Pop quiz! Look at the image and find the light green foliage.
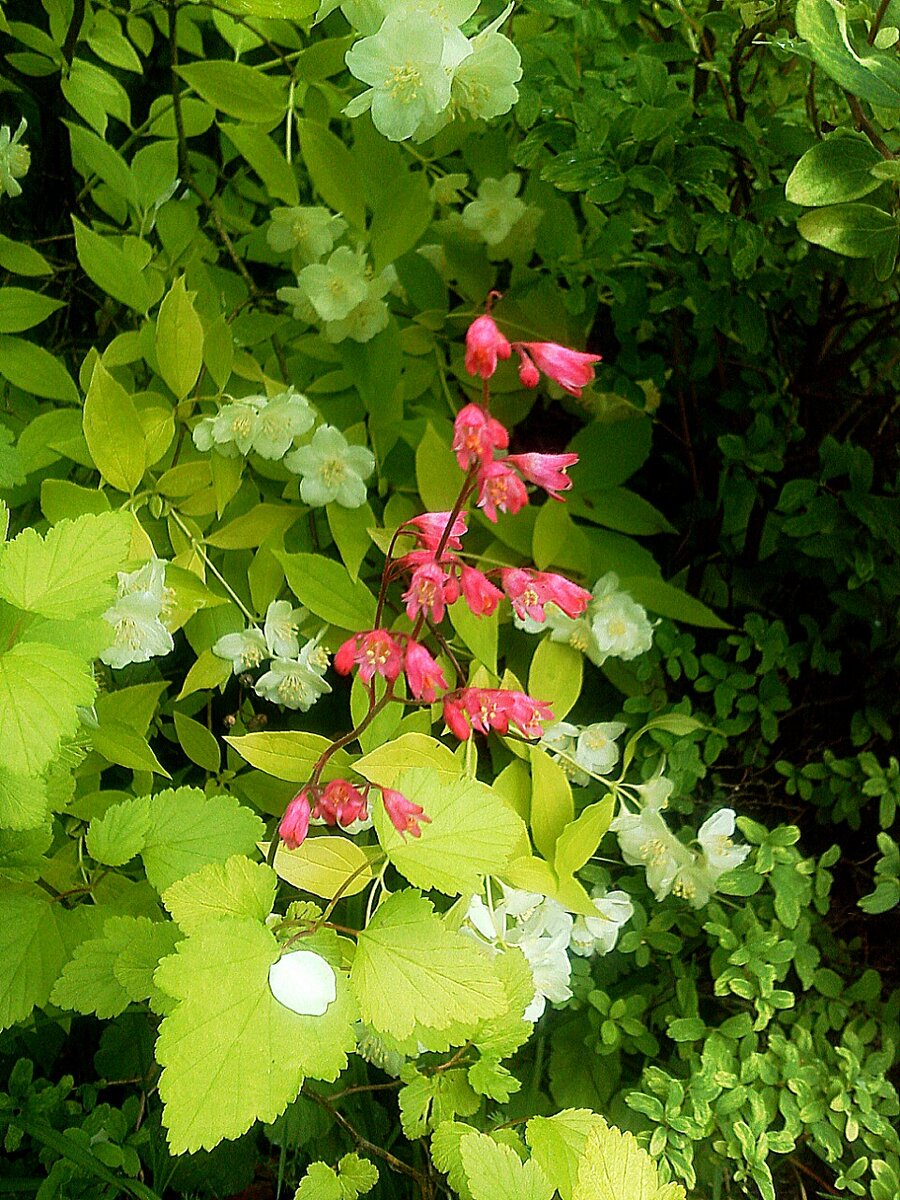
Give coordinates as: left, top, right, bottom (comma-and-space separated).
351, 890, 505, 1041
527, 1110, 605, 1200
370, 766, 526, 894
572, 1120, 686, 1200
155, 276, 204, 401
155, 918, 355, 1152
459, 1130, 554, 1200
0, 645, 95, 776
51, 916, 181, 1017
162, 855, 277, 933
0, 889, 67, 1031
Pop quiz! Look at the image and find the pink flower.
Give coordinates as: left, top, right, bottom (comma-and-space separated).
382, 787, 431, 838
464, 314, 511, 380
402, 561, 456, 623
459, 565, 504, 617
499, 568, 592, 622
335, 631, 404, 684
443, 688, 554, 740
452, 403, 509, 471
405, 511, 467, 552
476, 461, 529, 523
512, 341, 602, 398
404, 640, 448, 702
505, 452, 579, 500
313, 779, 368, 827
279, 790, 311, 849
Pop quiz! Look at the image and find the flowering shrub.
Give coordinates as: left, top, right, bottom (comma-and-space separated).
1, 1, 898, 1199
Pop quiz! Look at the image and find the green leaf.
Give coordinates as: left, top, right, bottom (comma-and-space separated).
178, 60, 286, 122
459, 1131, 554, 1200
41, 480, 112, 523
0, 644, 95, 776
51, 916, 156, 1017
72, 217, 152, 312
571, 1119, 684, 1200
222, 123, 299, 206
618, 575, 729, 629
0, 769, 49, 831
449, 600, 498, 674
86, 796, 151, 867
0, 888, 67, 1031
206, 503, 300, 549
0, 512, 131, 619
162, 855, 277, 933
156, 276, 204, 401
0, 233, 53, 277
225, 730, 352, 781
573, 487, 676, 536
140, 788, 266, 891
0, 334, 79, 403
275, 550, 377, 630
530, 747, 574, 860
295, 1163, 342, 1200
370, 767, 526, 896
351, 890, 505, 1041
114, 919, 183, 1005
354, 732, 462, 788
174, 711, 222, 773
568, 416, 652, 490
155, 918, 355, 1152
370, 170, 433, 272
266, 837, 373, 899
554, 797, 615, 878
797, 202, 900, 259
0, 288, 64, 333
526, 1111, 604, 1200
337, 1153, 379, 1198
326, 500, 374, 582
89, 720, 170, 777
785, 136, 883, 206
296, 119, 366, 230
416, 422, 461, 511
215, 0, 318, 14
796, 0, 900, 107
528, 638, 583, 723
83, 360, 147, 492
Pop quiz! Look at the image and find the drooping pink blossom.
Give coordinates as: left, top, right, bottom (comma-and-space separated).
404, 640, 448, 702
279, 790, 311, 849
402, 561, 457, 623
505, 452, 580, 500
312, 779, 368, 827
452, 403, 510, 471
512, 341, 602, 398
476, 461, 529, 522
464, 314, 511, 380
443, 687, 554, 740
405, 511, 468, 552
459, 564, 504, 617
500, 568, 592, 623
381, 787, 431, 838
335, 630, 404, 684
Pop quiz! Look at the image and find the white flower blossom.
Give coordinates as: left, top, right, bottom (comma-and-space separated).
251, 390, 316, 460
254, 654, 331, 711
263, 599, 304, 659
570, 889, 634, 957
100, 560, 174, 669
0, 119, 30, 199
589, 573, 655, 663
212, 627, 268, 674
697, 808, 751, 875
611, 801, 693, 902
267, 206, 347, 259
575, 722, 627, 777
284, 425, 375, 509
462, 174, 527, 245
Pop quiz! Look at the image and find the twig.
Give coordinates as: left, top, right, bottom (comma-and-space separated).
867, 0, 892, 44
302, 1089, 428, 1190
62, 0, 86, 65
845, 91, 895, 159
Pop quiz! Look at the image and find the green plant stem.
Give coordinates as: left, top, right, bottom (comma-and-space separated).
167, 508, 258, 623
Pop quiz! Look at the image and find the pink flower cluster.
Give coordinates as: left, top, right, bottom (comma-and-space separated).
336, 630, 447, 702
278, 778, 430, 849
452, 403, 580, 522
443, 687, 554, 741
465, 313, 602, 398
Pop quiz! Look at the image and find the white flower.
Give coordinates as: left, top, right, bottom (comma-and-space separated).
451, 27, 521, 122
697, 809, 751, 874
268, 950, 336, 1016
570, 889, 633, 957
254, 656, 331, 711
250, 389, 315, 460
284, 425, 375, 508
575, 722, 627, 777
669, 858, 719, 909
295, 246, 370, 322
0, 119, 30, 199
611, 802, 693, 901
212, 627, 268, 673
462, 174, 527, 246
100, 560, 174, 669
267, 206, 347, 259
297, 632, 331, 678
464, 887, 574, 1022
263, 600, 304, 659
589, 573, 654, 663
541, 721, 579, 755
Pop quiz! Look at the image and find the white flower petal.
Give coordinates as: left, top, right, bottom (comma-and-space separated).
268, 950, 337, 1016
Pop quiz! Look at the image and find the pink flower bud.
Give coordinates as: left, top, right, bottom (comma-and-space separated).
404, 640, 448, 703
505, 452, 579, 500
500, 568, 592, 622
476, 461, 530, 523
452, 403, 510, 471
334, 636, 358, 676
512, 341, 602, 398
443, 687, 554, 740
443, 693, 472, 739
516, 347, 541, 389
313, 779, 368, 827
381, 787, 431, 838
464, 314, 511, 380
405, 511, 468, 552
459, 565, 504, 616
279, 790, 311, 849
402, 561, 455, 623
